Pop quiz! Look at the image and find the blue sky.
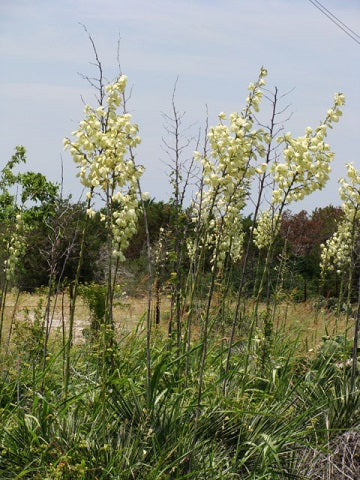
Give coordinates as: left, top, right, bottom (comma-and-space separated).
1, 0, 359, 212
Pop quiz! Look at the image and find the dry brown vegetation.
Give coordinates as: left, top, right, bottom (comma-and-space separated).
2, 290, 353, 353
1, 290, 173, 343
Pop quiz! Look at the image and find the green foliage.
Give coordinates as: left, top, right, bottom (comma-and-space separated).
1, 327, 359, 479
280, 206, 344, 299
13, 300, 45, 362
0, 146, 59, 223
0, 147, 60, 291
125, 199, 177, 260
79, 283, 107, 335
0, 146, 26, 221
15, 200, 107, 291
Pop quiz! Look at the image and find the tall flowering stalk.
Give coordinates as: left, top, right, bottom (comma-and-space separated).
320, 163, 360, 276
0, 212, 26, 348
192, 67, 268, 270
249, 92, 345, 372
162, 84, 196, 349
320, 163, 360, 387
253, 92, 345, 292
223, 86, 281, 391
188, 68, 268, 440
64, 74, 142, 388
189, 68, 268, 291
64, 75, 141, 262
3, 213, 26, 283
271, 92, 345, 206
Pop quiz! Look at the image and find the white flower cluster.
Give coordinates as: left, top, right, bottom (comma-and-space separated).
153, 227, 168, 275
271, 93, 345, 205
208, 214, 245, 267
64, 75, 142, 261
321, 162, 360, 274
4, 213, 26, 281
224, 218, 245, 264
110, 193, 139, 261
320, 221, 352, 274
191, 68, 268, 267
253, 209, 281, 250
339, 163, 360, 217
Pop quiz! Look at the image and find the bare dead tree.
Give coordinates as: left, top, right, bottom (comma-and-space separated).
161, 79, 197, 346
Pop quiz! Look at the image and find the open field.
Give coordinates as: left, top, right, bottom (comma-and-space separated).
1, 291, 149, 336
1, 290, 354, 353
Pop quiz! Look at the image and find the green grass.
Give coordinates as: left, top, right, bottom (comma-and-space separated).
0, 305, 359, 479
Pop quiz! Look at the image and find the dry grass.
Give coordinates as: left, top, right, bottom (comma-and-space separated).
0, 290, 353, 351
299, 430, 360, 479
273, 301, 353, 352
0, 290, 172, 344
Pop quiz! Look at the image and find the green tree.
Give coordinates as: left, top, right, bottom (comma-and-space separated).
0, 146, 59, 288
281, 206, 343, 299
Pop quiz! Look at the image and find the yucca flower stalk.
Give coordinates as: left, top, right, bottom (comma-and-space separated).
248, 92, 345, 373
0, 212, 26, 350
321, 162, 360, 388
186, 69, 269, 455
64, 72, 142, 398
255, 91, 345, 298
223, 85, 282, 392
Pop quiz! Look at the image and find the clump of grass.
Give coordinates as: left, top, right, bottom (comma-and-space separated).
0, 311, 359, 479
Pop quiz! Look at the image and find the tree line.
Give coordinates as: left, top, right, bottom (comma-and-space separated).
0, 146, 344, 302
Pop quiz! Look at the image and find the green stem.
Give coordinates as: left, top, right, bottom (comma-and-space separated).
64, 194, 92, 398
0, 279, 9, 351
